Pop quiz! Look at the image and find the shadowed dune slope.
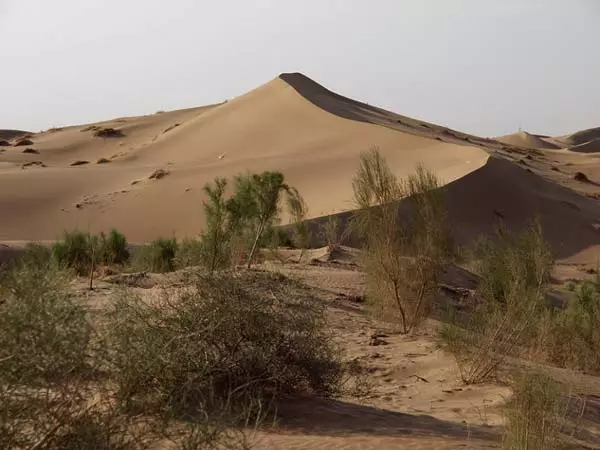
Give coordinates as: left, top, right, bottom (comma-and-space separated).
567, 139, 600, 154
443, 157, 600, 261
311, 156, 600, 262
555, 126, 600, 147
0, 129, 31, 141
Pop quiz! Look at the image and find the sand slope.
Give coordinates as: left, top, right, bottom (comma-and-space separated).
0, 74, 488, 243
496, 130, 562, 150
555, 126, 600, 147
1, 72, 600, 263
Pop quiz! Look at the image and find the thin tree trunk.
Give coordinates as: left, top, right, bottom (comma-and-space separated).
247, 221, 266, 269
89, 244, 96, 291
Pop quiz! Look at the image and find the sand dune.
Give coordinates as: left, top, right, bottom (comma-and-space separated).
1, 72, 600, 263
0, 129, 31, 141
0, 74, 488, 243
566, 139, 600, 154
555, 126, 600, 147
496, 130, 562, 149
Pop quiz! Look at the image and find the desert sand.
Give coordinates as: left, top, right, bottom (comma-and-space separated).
3, 73, 600, 449
2, 73, 600, 266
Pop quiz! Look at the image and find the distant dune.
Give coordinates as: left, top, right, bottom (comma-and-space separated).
566, 139, 600, 154
496, 130, 562, 150
555, 127, 600, 147
1, 73, 599, 262
0, 129, 31, 141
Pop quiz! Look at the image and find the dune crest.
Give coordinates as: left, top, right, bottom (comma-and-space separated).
1, 72, 600, 264
496, 130, 561, 149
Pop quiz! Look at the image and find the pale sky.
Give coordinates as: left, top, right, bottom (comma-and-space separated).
1, 0, 599, 137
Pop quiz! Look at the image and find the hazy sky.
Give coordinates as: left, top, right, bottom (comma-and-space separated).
1, 0, 599, 136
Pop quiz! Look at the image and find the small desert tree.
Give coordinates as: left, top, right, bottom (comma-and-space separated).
352, 147, 451, 334
201, 177, 232, 272
286, 186, 310, 261
226, 172, 290, 269
440, 219, 554, 384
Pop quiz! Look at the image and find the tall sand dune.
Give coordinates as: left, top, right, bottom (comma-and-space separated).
1, 73, 600, 262
0, 74, 488, 243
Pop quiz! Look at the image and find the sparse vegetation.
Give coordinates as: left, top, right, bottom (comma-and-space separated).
0, 263, 90, 385
22, 147, 40, 154
51, 229, 130, 276
13, 137, 34, 146
322, 215, 345, 251
93, 127, 124, 138
131, 237, 178, 273
199, 177, 233, 271
573, 171, 590, 183
173, 237, 205, 269
70, 160, 90, 166
149, 168, 170, 180
286, 187, 310, 261
548, 277, 600, 373
503, 370, 575, 450
440, 220, 553, 384
352, 147, 452, 334
101, 272, 344, 419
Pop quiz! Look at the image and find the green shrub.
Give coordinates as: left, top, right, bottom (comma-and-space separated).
131, 237, 178, 273
101, 272, 344, 419
503, 371, 570, 450
440, 220, 553, 384
19, 242, 53, 269
174, 237, 205, 269
98, 228, 130, 265
352, 148, 452, 334
52, 230, 94, 276
50, 228, 130, 276
0, 263, 91, 386
548, 279, 600, 373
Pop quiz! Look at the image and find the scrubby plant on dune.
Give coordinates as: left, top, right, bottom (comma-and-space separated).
101, 271, 344, 421
352, 147, 452, 334
196, 172, 308, 270
51, 228, 130, 276
131, 237, 178, 273
440, 220, 554, 384
547, 277, 600, 374
502, 370, 572, 450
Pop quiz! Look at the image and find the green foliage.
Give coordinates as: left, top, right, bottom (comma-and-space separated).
195, 171, 305, 270
50, 228, 130, 276
503, 371, 571, 450
52, 230, 95, 276
226, 171, 289, 268
131, 238, 178, 273
101, 272, 344, 419
0, 263, 91, 386
97, 228, 130, 265
19, 242, 53, 270
352, 147, 451, 334
548, 278, 600, 373
201, 177, 233, 271
286, 187, 309, 258
174, 237, 205, 269
440, 220, 554, 384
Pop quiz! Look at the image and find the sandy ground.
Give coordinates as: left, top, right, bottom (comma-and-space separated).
77, 251, 600, 450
